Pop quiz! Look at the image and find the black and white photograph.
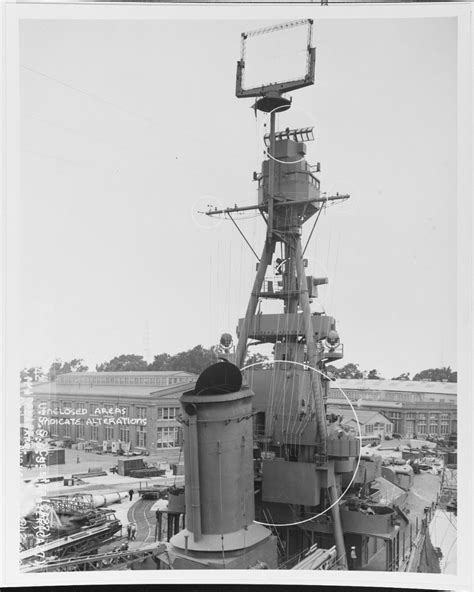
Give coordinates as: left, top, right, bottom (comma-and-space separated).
2, 3, 472, 589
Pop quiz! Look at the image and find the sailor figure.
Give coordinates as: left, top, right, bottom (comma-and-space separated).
298, 399, 306, 421
350, 546, 357, 569
274, 258, 288, 275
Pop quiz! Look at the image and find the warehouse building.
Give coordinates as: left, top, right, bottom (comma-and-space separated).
327, 407, 394, 444
28, 371, 197, 454
26, 374, 457, 452
327, 379, 457, 438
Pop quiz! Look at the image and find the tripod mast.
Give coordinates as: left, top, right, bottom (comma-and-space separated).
207, 19, 351, 568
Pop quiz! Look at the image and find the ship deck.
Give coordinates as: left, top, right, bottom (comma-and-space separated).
363, 470, 441, 571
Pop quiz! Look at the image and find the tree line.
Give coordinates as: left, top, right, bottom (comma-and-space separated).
20, 348, 457, 383
326, 363, 457, 383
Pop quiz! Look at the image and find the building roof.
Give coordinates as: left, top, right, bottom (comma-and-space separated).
30, 382, 179, 399
329, 379, 456, 395
58, 371, 194, 377
327, 406, 392, 426
30, 373, 197, 400
150, 382, 197, 398
56, 371, 195, 384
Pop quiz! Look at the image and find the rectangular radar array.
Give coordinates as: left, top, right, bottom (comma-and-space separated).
236, 19, 315, 98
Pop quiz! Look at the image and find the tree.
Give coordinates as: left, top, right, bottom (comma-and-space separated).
392, 372, 410, 381
244, 352, 270, 369
48, 358, 88, 381
164, 345, 219, 375
96, 354, 148, 372
148, 353, 172, 371
20, 367, 46, 383
366, 369, 383, 380
412, 366, 457, 383
325, 363, 363, 380
97, 345, 220, 375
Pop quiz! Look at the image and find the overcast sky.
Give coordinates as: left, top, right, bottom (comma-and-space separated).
18, 16, 457, 379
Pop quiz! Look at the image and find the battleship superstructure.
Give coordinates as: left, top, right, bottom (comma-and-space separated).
161, 20, 407, 571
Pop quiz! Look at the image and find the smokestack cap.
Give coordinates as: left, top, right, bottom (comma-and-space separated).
193, 361, 242, 396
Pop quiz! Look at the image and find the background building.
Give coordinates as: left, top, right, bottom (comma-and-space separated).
27, 374, 457, 453
29, 371, 196, 454
328, 379, 457, 438
327, 407, 394, 444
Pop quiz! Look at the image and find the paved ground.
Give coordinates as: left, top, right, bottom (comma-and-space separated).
20, 447, 184, 521
98, 496, 175, 554
127, 498, 157, 546
22, 447, 182, 482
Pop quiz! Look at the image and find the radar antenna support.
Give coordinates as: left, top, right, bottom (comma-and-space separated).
207, 21, 350, 569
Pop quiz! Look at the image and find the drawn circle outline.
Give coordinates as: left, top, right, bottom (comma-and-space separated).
257, 105, 317, 167
191, 194, 226, 231
241, 359, 362, 527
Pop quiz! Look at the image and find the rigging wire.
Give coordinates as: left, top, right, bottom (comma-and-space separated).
173, 446, 183, 489
267, 314, 283, 451
327, 230, 341, 312
227, 212, 260, 260
217, 441, 226, 569
302, 200, 325, 257
209, 250, 213, 345
227, 240, 232, 330
21, 64, 158, 127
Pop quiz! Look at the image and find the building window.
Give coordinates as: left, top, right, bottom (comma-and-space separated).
136, 406, 147, 419
91, 426, 99, 441
156, 427, 179, 448
105, 426, 114, 441
64, 423, 71, 437
136, 426, 147, 448
121, 406, 130, 417
365, 424, 373, 434
440, 414, 449, 435
406, 413, 416, 420
120, 427, 130, 443
77, 422, 85, 439
158, 407, 178, 421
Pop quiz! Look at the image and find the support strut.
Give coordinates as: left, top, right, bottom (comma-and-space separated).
327, 477, 348, 570
235, 239, 275, 368
294, 238, 327, 450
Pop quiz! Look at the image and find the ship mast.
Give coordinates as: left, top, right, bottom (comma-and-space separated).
208, 18, 348, 446
207, 19, 351, 568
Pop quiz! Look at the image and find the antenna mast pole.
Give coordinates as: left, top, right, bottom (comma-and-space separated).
208, 20, 351, 569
